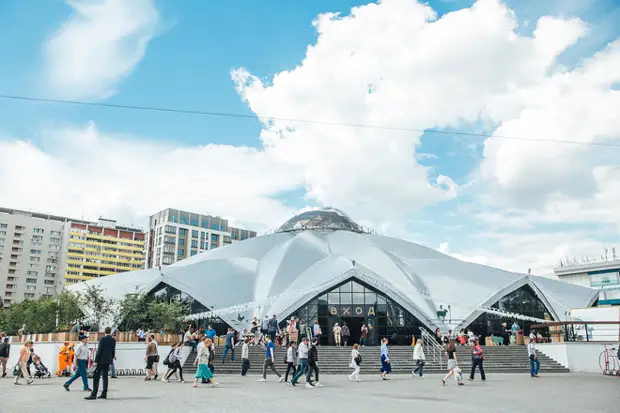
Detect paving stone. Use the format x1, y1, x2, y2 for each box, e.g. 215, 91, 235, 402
0, 372, 618, 413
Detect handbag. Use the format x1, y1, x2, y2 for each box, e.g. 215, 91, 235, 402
13, 364, 21, 377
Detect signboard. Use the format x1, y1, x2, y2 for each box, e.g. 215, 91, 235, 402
329, 305, 376, 317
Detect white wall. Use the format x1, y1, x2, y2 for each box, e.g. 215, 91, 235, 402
4, 341, 191, 376
539, 342, 619, 373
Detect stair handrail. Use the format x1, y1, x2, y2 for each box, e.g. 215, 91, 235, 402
420, 327, 444, 369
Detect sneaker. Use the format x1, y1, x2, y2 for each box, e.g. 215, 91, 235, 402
211, 382, 219, 387
291, 381, 297, 386
258, 378, 267, 382
278, 376, 285, 383
458, 382, 464, 386
420, 376, 424, 380
26, 379, 33, 385
63, 383, 70, 391
315, 382, 323, 388
349, 375, 353, 381
356, 378, 362, 382
441, 379, 446, 386
468, 378, 474, 381
305, 383, 314, 388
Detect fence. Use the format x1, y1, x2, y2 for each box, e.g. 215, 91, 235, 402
530, 321, 620, 342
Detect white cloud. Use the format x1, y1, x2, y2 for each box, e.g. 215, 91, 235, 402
44, 0, 160, 100
2, 0, 618, 276
0, 123, 301, 231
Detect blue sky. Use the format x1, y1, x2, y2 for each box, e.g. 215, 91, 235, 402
0, 0, 619, 275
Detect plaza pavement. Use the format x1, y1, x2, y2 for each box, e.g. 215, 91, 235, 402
0, 373, 618, 413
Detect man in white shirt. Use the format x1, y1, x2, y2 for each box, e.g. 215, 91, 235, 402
63, 335, 91, 392
527, 338, 540, 377
241, 337, 250, 376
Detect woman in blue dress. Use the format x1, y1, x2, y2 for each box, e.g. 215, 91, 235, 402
380, 337, 391, 380
193, 338, 218, 388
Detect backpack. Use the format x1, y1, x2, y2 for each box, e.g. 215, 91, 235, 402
169, 350, 178, 364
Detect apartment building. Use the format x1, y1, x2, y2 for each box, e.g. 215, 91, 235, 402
64, 218, 145, 285
0, 207, 145, 306
145, 208, 257, 268
0, 208, 66, 306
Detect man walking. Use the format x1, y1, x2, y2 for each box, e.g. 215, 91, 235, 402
306, 337, 322, 388
222, 328, 236, 363
291, 337, 309, 386
341, 322, 351, 347
63, 334, 91, 392
527, 338, 540, 377
268, 314, 279, 342
0, 337, 10, 378
241, 337, 250, 376
85, 327, 116, 400
258, 336, 284, 382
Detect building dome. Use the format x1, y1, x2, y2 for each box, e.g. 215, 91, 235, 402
276, 207, 364, 233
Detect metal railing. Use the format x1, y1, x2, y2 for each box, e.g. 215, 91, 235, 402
530, 321, 620, 342
420, 327, 444, 369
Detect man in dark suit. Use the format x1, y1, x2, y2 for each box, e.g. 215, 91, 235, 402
85, 326, 116, 400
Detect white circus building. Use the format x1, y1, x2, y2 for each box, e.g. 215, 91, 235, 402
69, 208, 597, 345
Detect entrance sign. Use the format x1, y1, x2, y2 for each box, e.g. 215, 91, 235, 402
329, 305, 376, 317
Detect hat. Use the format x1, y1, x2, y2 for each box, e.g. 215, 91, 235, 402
79, 334, 88, 340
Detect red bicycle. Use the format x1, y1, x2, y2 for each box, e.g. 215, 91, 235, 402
598, 345, 620, 376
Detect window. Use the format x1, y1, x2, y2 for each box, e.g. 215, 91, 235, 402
164, 236, 176, 244
191, 240, 198, 248
49, 244, 60, 250
29, 263, 39, 268
210, 244, 217, 249
33, 228, 44, 233
45, 273, 55, 278
191, 250, 197, 256
26, 278, 37, 284
190, 214, 199, 227
179, 211, 189, 225
46, 265, 57, 271
15, 225, 25, 231
179, 239, 185, 246
177, 248, 185, 257
200, 241, 206, 249
24, 293, 35, 299
162, 255, 174, 265
192, 230, 198, 238
30, 249, 41, 255
200, 232, 206, 240
168, 209, 178, 223
0, 223, 7, 229
27, 271, 38, 276
165, 225, 177, 234
50, 237, 62, 244
0, 230, 6, 236
179, 228, 187, 236
163, 245, 174, 254
211, 234, 218, 242
26, 285, 37, 291
50, 230, 62, 236
44, 280, 55, 285
47, 258, 58, 264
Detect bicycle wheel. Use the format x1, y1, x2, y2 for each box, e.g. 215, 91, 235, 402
599, 350, 610, 374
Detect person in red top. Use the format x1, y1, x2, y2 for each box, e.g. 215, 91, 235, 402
469, 339, 486, 381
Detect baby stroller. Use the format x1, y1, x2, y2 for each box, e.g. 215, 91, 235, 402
32, 355, 52, 379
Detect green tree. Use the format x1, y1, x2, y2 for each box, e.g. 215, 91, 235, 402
115, 293, 148, 331
80, 284, 115, 330
147, 300, 189, 333
56, 291, 84, 331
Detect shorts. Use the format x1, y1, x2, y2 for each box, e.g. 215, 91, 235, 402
447, 359, 457, 370
146, 355, 157, 369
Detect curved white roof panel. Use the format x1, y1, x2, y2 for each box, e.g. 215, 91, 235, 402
70, 209, 598, 331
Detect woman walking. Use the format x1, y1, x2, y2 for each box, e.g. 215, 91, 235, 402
441, 340, 463, 386
412, 339, 425, 378
380, 338, 391, 380
193, 338, 218, 387
163, 343, 185, 383
284, 342, 297, 382
349, 343, 362, 382
14, 341, 33, 385
469, 339, 486, 381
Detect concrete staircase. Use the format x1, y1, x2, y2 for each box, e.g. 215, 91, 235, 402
182, 345, 568, 375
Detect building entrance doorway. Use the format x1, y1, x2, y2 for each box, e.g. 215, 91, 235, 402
342, 317, 362, 346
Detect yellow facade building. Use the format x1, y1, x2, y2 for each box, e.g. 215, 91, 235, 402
64, 218, 145, 285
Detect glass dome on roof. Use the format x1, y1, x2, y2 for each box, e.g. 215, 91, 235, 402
276, 207, 364, 233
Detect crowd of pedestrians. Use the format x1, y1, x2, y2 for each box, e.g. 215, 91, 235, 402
0, 320, 550, 398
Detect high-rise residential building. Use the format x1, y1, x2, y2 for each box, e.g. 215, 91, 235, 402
554, 248, 620, 305
145, 208, 257, 268
0, 207, 145, 307
64, 218, 145, 285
